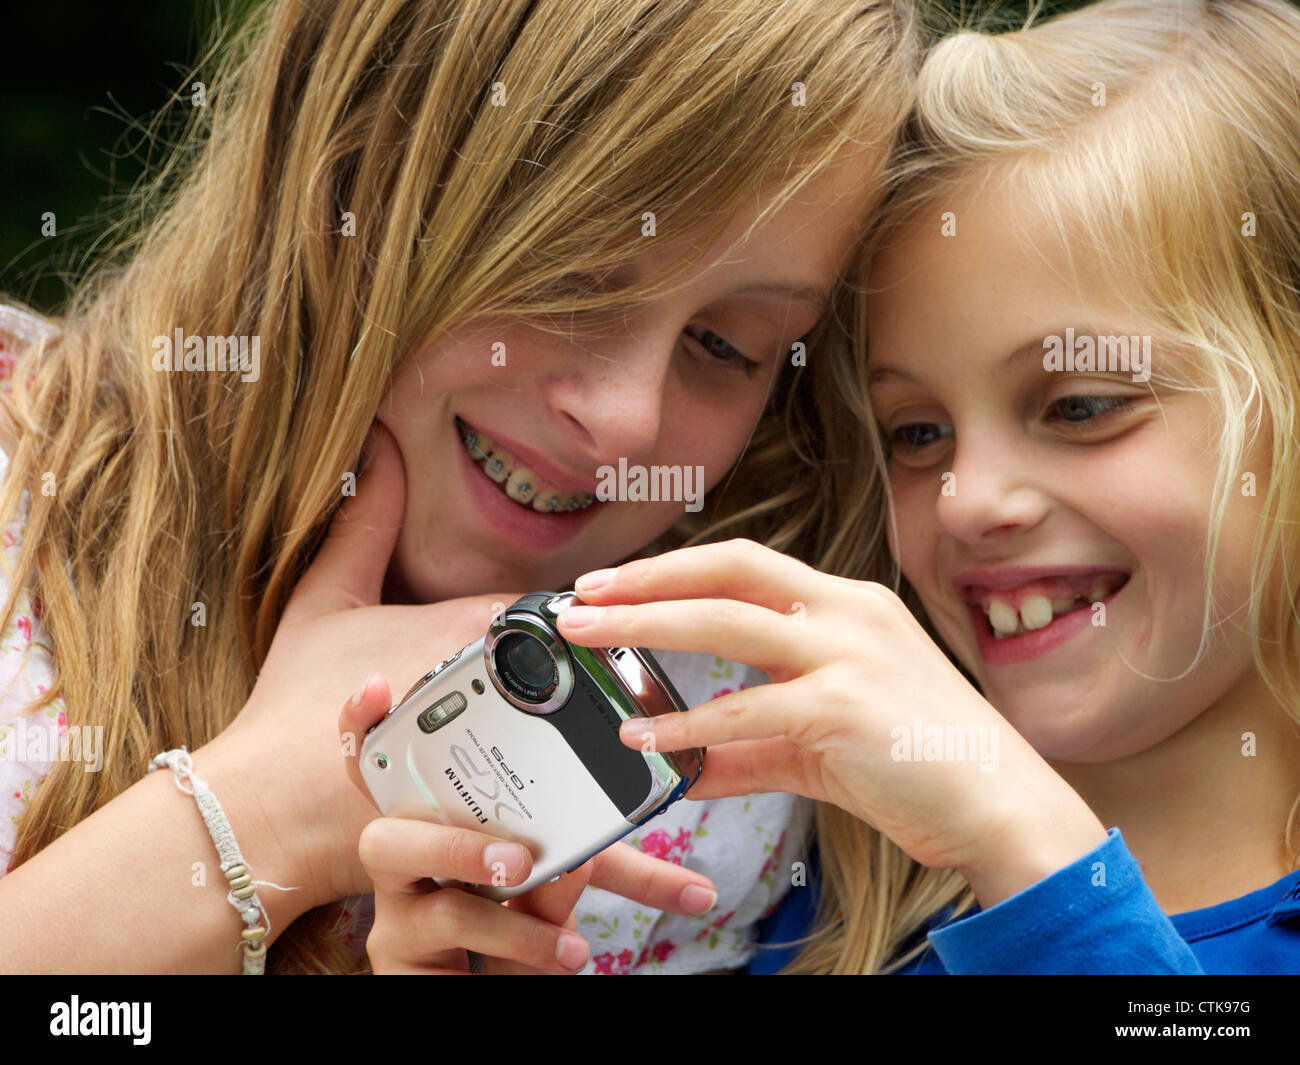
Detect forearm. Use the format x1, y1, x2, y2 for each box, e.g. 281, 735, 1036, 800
0, 743, 311, 974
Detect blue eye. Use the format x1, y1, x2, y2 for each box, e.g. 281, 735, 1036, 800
888, 422, 952, 454
684, 325, 761, 377
1048, 395, 1136, 424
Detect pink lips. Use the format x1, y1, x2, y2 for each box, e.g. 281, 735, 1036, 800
954, 565, 1132, 667
953, 564, 1129, 596
456, 419, 602, 552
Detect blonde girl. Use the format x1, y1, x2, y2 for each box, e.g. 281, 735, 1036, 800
554, 0, 1300, 973
0, 0, 919, 973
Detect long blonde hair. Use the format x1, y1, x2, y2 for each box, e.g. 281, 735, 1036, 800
0, 0, 920, 973
785, 0, 1300, 973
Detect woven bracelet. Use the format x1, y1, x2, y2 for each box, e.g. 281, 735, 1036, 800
148, 747, 299, 974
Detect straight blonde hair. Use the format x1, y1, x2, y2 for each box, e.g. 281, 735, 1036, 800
0, 0, 920, 973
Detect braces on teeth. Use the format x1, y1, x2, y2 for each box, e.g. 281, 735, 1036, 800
459, 421, 596, 513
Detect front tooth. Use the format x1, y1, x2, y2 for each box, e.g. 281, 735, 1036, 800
462, 427, 492, 461
532, 488, 561, 512
483, 450, 511, 483
506, 468, 537, 503
987, 598, 1020, 635
1020, 595, 1053, 631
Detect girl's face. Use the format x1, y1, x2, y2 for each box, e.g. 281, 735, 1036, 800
378, 160, 873, 603
866, 179, 1266, 764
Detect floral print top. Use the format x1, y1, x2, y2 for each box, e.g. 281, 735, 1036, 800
0, 308, 69, 876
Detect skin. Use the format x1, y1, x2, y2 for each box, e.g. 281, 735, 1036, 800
375, 153, 878, 602
864, 176, 1300, 912
553, 173, 1300, 923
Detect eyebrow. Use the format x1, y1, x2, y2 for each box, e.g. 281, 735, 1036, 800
731, 281, 829, 310
595, 265, 830, 314
868, 327, 1121, 385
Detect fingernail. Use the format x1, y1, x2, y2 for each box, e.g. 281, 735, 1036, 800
484, 842, 527, 880
575, 568, 617, 593
680, 884, 717, 915
351, 673, 375, 708
560, 605, 604, 628
620, 718, 651, 740
556, 933, 590, 971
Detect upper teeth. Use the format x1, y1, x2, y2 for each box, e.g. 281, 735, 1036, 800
459, 421, 596, 512
982, 578, 1121, 638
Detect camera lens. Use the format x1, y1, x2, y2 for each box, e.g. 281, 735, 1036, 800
492, 630, 559, 703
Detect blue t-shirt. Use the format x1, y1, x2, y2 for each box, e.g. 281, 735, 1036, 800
746, 827, 1300, 974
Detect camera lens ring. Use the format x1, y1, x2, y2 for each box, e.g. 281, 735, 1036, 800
483, 615, 573, 714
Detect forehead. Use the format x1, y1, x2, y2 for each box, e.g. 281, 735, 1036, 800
866, 175, 1094, 338
684, 149, 889, 286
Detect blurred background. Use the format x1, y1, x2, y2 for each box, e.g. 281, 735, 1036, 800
1, 0, 1093, 316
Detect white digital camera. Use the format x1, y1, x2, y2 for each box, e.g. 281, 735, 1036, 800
359, 591, 705, 899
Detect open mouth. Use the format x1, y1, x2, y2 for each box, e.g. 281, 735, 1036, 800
456, 416, 597, 514
963, 572, 1131, 640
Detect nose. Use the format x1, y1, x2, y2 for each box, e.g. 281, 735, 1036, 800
538, 320, 676, 461
934, 424, 1051, 546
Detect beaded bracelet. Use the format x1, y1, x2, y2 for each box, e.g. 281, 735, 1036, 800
149, 747, 299, 974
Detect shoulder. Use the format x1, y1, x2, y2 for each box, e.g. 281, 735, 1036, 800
0, 304, 60, 362
0, 304, 61, 455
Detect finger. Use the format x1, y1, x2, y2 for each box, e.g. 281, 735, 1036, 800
370, 887, 591, 974
557, 598, 820, 677
572, 538, 822, 615
618, 682, 810, 751
339, 672, 393, 802
588, 841, 718, 915
506, 859, 595, 927
680, 737, 826, 803
282, 420, 407, 625
357, 817, 535, 897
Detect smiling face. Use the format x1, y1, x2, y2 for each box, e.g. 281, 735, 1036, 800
377, 156, 876, 604
866, 176, 1267, 764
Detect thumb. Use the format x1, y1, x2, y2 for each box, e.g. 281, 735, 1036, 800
339, 672, 394, 805
507, 859, 595, 929
285, 420, 407, 623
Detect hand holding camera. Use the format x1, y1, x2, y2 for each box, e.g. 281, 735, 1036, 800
340, 667, 718, 974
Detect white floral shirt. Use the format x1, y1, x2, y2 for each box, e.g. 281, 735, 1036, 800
0, 309, 69, 876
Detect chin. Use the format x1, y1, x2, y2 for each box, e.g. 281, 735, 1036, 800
1005, 695, 1163, 764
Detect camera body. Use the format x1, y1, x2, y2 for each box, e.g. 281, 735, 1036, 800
359, 591, 705, 899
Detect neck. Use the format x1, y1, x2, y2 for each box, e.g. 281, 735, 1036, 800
1051, 671, 1300, 916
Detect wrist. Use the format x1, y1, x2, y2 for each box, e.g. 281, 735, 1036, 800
956, 792, 1108, 910
191, 737, 322, 924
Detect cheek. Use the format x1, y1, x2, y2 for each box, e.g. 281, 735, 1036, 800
884, 470, 932, 571
666, 386, 770, 488
386, 321, 539, 403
